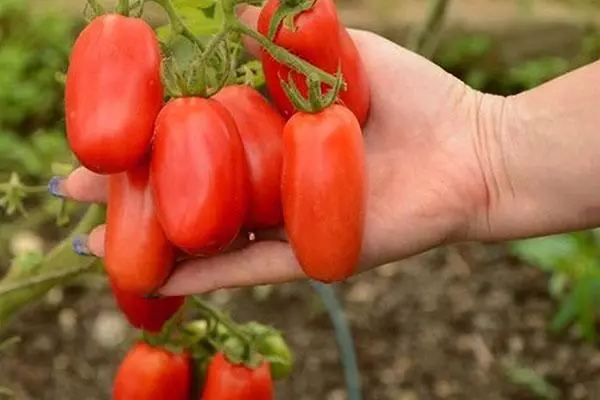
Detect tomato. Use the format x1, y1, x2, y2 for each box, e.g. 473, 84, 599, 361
104, 160, 175, 295
109, 280, 185, 333
65, 14, 163, 174
151, 97, 249, 255
213, 85, 285, 230
113, 341, 191, 400
244, 322, 293, 380
258, 0, 370, 126
282, 104, 366, 282
201, 352, 273, 399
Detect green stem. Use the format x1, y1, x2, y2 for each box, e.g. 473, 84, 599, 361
191, 296, 252, 345
86, 0, 105, 16
147, 0, 206, 51
0, 204, 106, 330
0, 260, 98, 297
407, 0, 452, 57
231, 20, 343, 89
118, 0, 130, 16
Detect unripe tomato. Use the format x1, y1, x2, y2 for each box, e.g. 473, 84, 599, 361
213, 85, 285, 230
113, 341, 191, 400
201, 352, 273, 399
151, 97, 249, 255
109, 280, 185, 333
104, 160, 175, 295
244, 322, 293, 380
282, 104, 366, 282
65, 14, 163, 174
258, 0, 370, 126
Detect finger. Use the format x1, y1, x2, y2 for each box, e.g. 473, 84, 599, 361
236, 5, 262, 58
61, 167, 109, 203
72, 224, 106, 257
158, 241, 304, 296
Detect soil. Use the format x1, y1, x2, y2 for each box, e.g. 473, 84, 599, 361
2, 243, 600, 400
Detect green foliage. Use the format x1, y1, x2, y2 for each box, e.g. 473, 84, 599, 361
509, 231, 600, 342
0, 0, 74, 182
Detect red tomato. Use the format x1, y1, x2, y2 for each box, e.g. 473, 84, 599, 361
282, 104, 366, 282
104, 160, 175, 295
258, 0, 370, 126
201, 352, 273, 399
109, 280, 185, 333
151, 97, 249, 255
113, 341, 191, 400
65, 14, 163, 174
213, 85, 285, 230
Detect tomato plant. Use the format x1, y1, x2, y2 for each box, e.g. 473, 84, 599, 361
282, 104, 366, 282
150, 97, 249, 255
0, 0, 368, 398
213, 85, 285, 230
258, 0, 371, 126
104, 160, 175, 295
113, 341, 192, 400
202, 352, 274, 400
65, 14, 163, 174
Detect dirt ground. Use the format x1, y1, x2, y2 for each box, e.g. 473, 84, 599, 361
3, 0, 600, 399
2, 243, 600, 400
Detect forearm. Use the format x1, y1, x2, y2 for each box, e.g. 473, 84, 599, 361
472, 60, 600, 240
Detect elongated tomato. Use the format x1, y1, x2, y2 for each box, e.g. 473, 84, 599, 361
109, 280, 185, 333
151, 98, 249, 255
258, 0, 370, 126
65, 14, 163, 174
213, 85, 285, 230
282, 104, 366, 282
104, 160, 175, 295
114, 342, 191, 400
201, 352, 273, 400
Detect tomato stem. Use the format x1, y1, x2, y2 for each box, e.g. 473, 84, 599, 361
190, 296, 253, 345
85, 0, 105, 16
229, 19, 344, 90
117, 0, 130, 16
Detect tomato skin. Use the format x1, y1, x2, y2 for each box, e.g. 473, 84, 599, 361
104, 160, 175, 295
65, 14, 163, 174
258, 0, 370, 126
282, 104, 366, 282
109, 280, 185, 333
151, 97, 249, 255
113, 341, 191, 400
201, 353, 273, 400
213, 85, 285, 230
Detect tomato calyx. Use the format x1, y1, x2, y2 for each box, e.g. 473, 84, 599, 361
280, 66, 345, 113
267, 0, 316, 40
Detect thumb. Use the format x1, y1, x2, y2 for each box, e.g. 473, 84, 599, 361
236, 5, 262, 58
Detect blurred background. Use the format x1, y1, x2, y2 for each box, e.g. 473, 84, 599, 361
2, 0, 600, 399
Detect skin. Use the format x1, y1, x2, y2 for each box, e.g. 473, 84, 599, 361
59, 6, 600, 296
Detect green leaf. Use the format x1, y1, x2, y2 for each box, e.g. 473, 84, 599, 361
509, 234, 578, 272
550, 291, 576, 333
573, 279, 596, 342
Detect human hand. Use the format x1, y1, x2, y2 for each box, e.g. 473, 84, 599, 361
55, 5, 498, 295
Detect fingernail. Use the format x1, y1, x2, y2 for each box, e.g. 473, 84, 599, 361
47, 176, 65, 197
143, 293, 164, 299
72, 235, 93, 256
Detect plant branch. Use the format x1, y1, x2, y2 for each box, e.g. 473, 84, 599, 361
0, 204, 106, 330
407, 0, 452, 58
191, 296, 252, 345
231, 20, 344, 89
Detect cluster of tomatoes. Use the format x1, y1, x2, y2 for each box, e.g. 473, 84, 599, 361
64, 0, 369, 397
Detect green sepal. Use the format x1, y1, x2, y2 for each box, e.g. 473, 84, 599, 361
267, 0, 316, 41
